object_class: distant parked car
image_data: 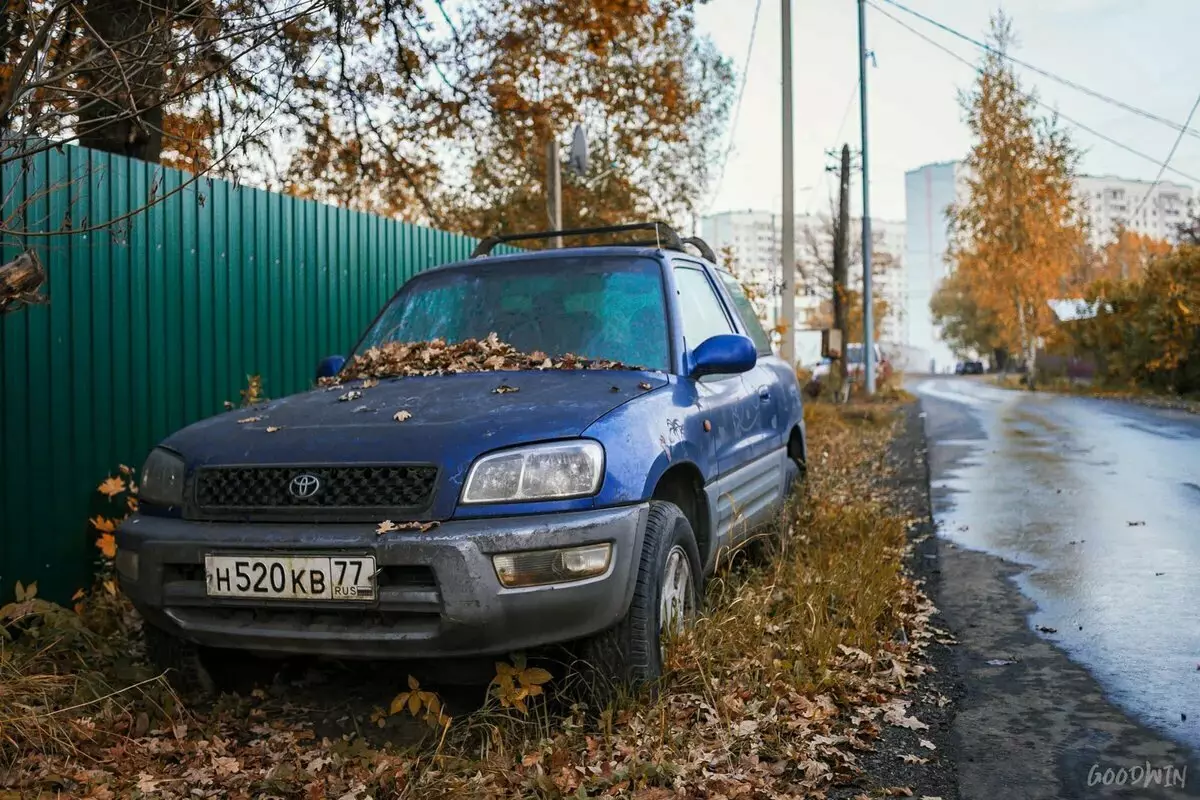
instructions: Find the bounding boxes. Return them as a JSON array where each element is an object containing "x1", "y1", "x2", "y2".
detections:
[
  {"x1": 117, "y1": 222, "x2": 807, "y2": 693},
  {"x1": 963, "y1": 361, "x2": 985, "y2": 375},
  {"x1": 812, "y1": 342, "x2": 887, "y2": 384}
]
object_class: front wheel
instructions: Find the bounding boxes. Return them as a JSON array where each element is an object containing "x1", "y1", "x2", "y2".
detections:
[{"x1": 581, "y1": 501, "x2": 703, "y2": 692}]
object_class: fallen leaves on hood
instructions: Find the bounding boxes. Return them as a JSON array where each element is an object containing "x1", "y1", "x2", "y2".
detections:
[
  {"x1": 338, "y1": 390, "x2": 363, "y2": 402},
  {"x1": 321, "y1": 333, "x2": 644, "y2": 384},
  {"x1": 376, "y1": 520, "x2": 398, "y2": 535},
  {"x1": 393, "y1": 410, "x2": 412, "y2": 422},
  {"x1": 237, "y1": 416, "x2": 261, "y2": 424},
  {"x1": 265, "y1": 426, "x2": 282, "y2": 433},
  {"x1": 492, "y1": 384, "x2": 519, "y2": 394}
]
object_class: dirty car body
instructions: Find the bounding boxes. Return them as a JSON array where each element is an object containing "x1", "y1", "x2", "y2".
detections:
[{"x1": 117, "y1": 241, "x2": 806, "y2": 672}]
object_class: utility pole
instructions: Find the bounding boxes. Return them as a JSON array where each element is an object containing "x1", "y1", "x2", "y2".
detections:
[
  {"x1": 832, "y1": 144, "x2": 851, "y2": 400},
  {"x1": 857, "y1": 0, "x2": 876, "y2": 393},
  {"x1": 780, "y1": 0, "x2": 796, "y2": 366},
  {"x1": 546, "y1": 139, "x2": 563, "y2": 247}
]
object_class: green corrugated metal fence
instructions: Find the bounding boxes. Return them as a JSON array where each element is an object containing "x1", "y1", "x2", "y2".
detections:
[{"x1": 0, "y1": 144, "x2": 511, "y2": 602}]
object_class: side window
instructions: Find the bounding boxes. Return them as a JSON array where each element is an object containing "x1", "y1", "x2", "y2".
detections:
[
  {"x1": 673, "y1": 265, "x2": 734, "y2": 349},
  {"x1": 716, "y1": 270, "x2": 773, "y2": 355}
]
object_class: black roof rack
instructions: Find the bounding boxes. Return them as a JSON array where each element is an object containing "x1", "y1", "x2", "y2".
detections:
[{"x1": 471, "y1": 221, "x2": 718, "y2": 263}]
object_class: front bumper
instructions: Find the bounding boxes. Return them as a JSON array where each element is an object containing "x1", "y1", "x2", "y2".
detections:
[{"x1": 116, "y1": 504, "x2": 648, "y2": 659}]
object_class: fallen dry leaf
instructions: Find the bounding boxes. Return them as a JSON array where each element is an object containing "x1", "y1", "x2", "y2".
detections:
[
  {"x1": 266, "y1": 426, "x2": 282, "y2": 433},
  {"x1": 97, "y1": 476, "x2": 125, "y2": 497},
  {"x1": 377, "y1": 520, "x2": 399, "y2": 535},
  {"x1": 918, "y1": 738, "x2": 936, "y2": 750},
  {"x1": 338, "y1": 390, "x2": 363, "y2": 402},
  {"x1": 237, "y1": 416, "x2": 261, "y2": 424},
  {"x1": 638, "y1": 381, "x2": 652, "y2": 390},
  {"x1": 493, "y1": 384, "x2": 519, "y2": 394},
  {"x1": 884, "y1": 788, "x2": 914, "y2": 798},
  {"x1": 393, "y1": 410, "x2": 413, "y2": 422},
  {"x1": 899, "y1": 754, "x2": 928, "y2": 765},
  {"x1": 95, "y1": 533, "x2": 117, "y2": 559}
]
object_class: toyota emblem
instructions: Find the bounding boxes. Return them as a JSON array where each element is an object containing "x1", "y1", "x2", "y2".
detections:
[{"x1": 288, "y1": 473, "x2": 323, "y2": 498}]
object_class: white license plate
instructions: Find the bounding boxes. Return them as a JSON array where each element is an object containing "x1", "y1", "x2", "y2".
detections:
[{"x1": 204, "y1": 554, "x2": 375, "y2": 601}]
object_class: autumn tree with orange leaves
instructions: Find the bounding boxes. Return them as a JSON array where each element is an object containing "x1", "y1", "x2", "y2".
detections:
[
  {"x1": 431, "y1": 0, "x2": 732, "y2": 238},
  {"x1": 935, "y1": 14, "x2": 1087, "y2": 383},
  {"x1": 1092, "y1": 227, "x2": 1172, "y2": 283}
]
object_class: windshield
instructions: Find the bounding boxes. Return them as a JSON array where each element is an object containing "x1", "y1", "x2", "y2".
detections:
[{"x1": 356, "y1": 255, "x2": 670, "y2": 370}]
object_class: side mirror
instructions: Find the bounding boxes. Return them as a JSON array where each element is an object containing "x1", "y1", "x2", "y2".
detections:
[
  {"x1": 316, "y1": 355, "x2": 346, "y2": 381},
  {"x1": 689, "y1": 334, "x2": 756, "y2": 378}
]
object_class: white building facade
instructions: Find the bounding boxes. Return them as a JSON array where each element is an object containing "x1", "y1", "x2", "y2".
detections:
[
  {"x1": 700, "y1": 210, "x2": 907, "y2": 357},
  {"x1": 903, "y1": 162, "x2": 961, "y2": 373},
  {"x1": 1075, "y1": 175, "x2": 1192, "y2": 247}
]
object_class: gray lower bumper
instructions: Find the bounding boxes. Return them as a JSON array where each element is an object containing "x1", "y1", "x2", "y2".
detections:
[{"x1": 116, "y1": 504, "x2": 649, "y2": 659}]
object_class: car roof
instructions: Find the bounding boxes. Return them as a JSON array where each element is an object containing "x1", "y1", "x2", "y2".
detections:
[{"x1": 426, "y1": 245, "x2": 713, "y2": 274}]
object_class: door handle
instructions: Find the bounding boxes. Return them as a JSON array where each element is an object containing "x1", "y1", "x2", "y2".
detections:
[{"x1": 758, "y1": 386, "x2": 771, "y2": 401}]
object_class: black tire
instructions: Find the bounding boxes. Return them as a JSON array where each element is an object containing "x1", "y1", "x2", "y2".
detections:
[
  {"x1": 581, "y1": 501, "x2": 703, "y2": 694},
  {"x1": 143, "y1": 623, "x2": 247, "y2": 696}
]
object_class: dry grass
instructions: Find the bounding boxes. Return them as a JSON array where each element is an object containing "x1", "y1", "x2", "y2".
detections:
[
  {"x1": 0, "y1": 588, "x2": 178, "y2": 771},
  {"x1": 3, "y1": 400, "x2": 935, "y2": 798}
]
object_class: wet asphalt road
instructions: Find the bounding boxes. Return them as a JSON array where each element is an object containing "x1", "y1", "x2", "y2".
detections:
[{"x1": 914, "y1": 376, "x2": 1200, "y2": 792}]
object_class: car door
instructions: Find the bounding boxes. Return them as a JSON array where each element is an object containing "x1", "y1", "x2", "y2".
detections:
[
  {"x1": 711, "y1": 268, "x2": 790, "y2": 534},
  {"x1": 714, "y1": 269, "x2": 784, "y2": 455},
  {"x1": 672, "y1": 262, "x2": 774, "y2": 549}
]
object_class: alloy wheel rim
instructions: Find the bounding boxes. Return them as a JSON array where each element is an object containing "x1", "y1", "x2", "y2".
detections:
[{"x1": 659, "y1": 545, "x2": 694, "y2": 643}]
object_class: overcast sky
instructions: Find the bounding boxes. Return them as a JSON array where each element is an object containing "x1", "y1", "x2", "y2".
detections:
[{"x1": 693, "y1": 0, "x2": 1200, "y2": 223}]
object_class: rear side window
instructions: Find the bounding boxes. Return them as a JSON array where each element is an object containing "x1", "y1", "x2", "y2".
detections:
[
  {"x1": 716, "y1": 271, "x2": 773, "y2": 355},
  {"x1": 673, "y1": 266, "x2": 734, "y2": 349}
]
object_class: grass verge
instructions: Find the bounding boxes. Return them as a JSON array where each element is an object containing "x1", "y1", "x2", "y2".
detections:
[
  {"x1": 991, "y1": 373, "x2": 1200, "y2": 414},
  {"x1": 1, "y1": 399, "x2": 936, "y2": 798}
]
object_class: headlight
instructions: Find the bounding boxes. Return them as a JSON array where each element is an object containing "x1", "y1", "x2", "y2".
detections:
[
  {"x1": 461, "y1": 441, "x2": 604, "y2": 504},
  {"x1": 140, "y1": 448, "x2": 186, "y2": 507}
]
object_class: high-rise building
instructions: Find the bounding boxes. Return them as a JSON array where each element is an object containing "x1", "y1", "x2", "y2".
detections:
[
  {"x1": 904, "y1": 161, "x2": 962, "y2": 373},
  {"x1": 700, "y1": 209, "x2": 907, "y2": 359},
  {"x1": 1075, "y1": 175, "x2": 1192, "y2": 247}
]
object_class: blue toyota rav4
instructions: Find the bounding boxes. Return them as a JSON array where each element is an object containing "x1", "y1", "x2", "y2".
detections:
[{"x1": 117, "y1": 222, "x2": 806, "y2": 689}]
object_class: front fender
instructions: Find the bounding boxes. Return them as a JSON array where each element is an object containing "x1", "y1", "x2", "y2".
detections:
[{"x1": 584, "y1": 379, "x2": 716, "y2": 505}]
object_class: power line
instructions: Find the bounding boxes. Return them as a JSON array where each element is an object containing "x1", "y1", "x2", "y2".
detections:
[
  {"x1": 867, "y1": 1, "x2": 1200, "y2": 185},
  {"x1": 874, "y1": 0, "x2": 1200, "y2": 142},
  {"x1": 804, "y1": 79, "x2": 860, "y2": 214},
  {"x1": 709, "y1": 0, "x2": 764, "y2": 212},
  {"x1": 1133, "y1": 91, "x2": 1200, "y2": 218}
]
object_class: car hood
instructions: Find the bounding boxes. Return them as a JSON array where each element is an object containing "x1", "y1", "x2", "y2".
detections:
[{"x1": 162, "y1": 369, "x2": 669, "y2": 518}]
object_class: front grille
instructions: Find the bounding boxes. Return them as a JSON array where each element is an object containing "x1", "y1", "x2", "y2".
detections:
[{"x1": 193, "y1": 465, "x2": 437, "y2": 513}]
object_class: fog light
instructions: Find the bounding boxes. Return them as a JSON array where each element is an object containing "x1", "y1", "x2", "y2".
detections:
[
  {"x1": 115, "y1": 549, "x2": 139, "y2": 581},
  {"x1": 493, "y1": 543, "x2": 613, "y2": 588}
]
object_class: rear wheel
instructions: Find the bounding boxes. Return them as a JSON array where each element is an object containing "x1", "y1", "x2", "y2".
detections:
[{"x1": 581, "y1": 501, "x2": 702, "y2": 693}]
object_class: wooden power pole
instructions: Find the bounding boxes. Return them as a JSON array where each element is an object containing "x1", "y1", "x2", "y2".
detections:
[{"x1": 833, "y1": 144, "x2": 851, "y2": 397}]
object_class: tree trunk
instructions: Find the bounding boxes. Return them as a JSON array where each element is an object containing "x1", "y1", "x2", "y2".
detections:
[
  {"x1": 832, "y1": 144, "x2": 851, "y2": 401},
  {"x1": 75, "y1": 0, "x2": 168, "y2": 162}
]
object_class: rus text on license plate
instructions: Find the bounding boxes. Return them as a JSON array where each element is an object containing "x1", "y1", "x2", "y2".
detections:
[{"x1": 204, "y1": 555, "x2": 376, "y2": 601}]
